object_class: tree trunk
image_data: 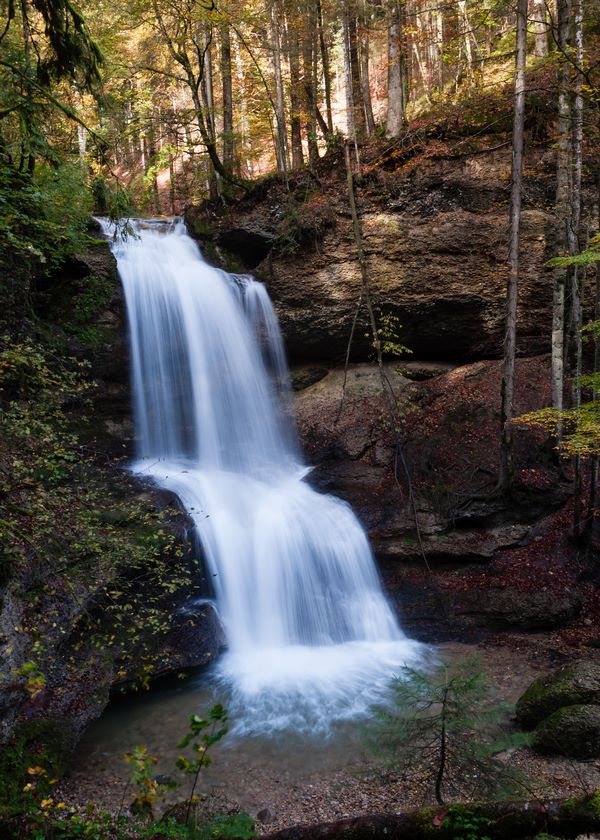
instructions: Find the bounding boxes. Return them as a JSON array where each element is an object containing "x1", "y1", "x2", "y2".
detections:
[
  {"x1": 532, "y1": 0, "x2": 548, "y2": 57},
  {"x1": 342, "y1": 5, "x2": 356, "y2": 141},
  {"x1": 435, "y1": 687, "x2": 448, "y2": 806},
  {"x1": 348, "y1": 4, "x2": 366, "y2": 137},
  {"x1": 551, "y1": 0, "x2": 572, "y2": 442},
  {"x1": 386, "y1": 0, "x2": 407, "y2": 136},
  {"x1": 140, "y1": 133, "x2": 147, "y2": 171},
  {"x1": 302, "y1": 0, "x2": 319, "y2": 166},
  {"x1": 358, "y1": 0, "x2": 375, "y2": 135},
  {"x1": 342, "y1": 0, "x2": 366, "y2": 139},
  {"x1": 434, "y1": 5, "x2": 444, "y2": 89},
  {"x1": 20, "y1": 0, "x2": 36, "y2": 173},
  {"x1": 270, "y1": 0, "x2": 289, "y2": 175},
  {"x1": 263, "y1": 796, "x2": 600, "y2": 840},
  {"x1": 148, "y1": 118, "x2": 160, "y2": 213},
  {"x1": 412, "y1": 6, "x2": 431, "y2": 98},
  {"x1": 200, "y1": 27, "x2": 219, "y2": 200},
  {"x1": 590, "y1": 192, "x2": 600, "y2": 544},
  {"x1": 285, "y1": 1, "x2": 304, "y2": 168},
  {"x1": 316, "y1": 0, "x2": 333, "y2": 133},
  {"x1": 220, "y1": 22, "x2": 234, "y2": 173},
  {"x1": 77, "y1": 124, "x2": 88, "y2": 161},
  {"x1": 425, "y1": 0, "x2": 443, "y2": 91},
  {"x1": 499, "y1": 0, "x2": 527, "y2": 491},
  {"x1": 570, "y1": 0, "x2": 584, "y2": 537},
  {"x1": 458, "y1": 0, "x2": 475, "y2": 81},
  {"x1": 232, "y1": 32, "x2": 251, "y2": 177},
  {"x1": 202, "y1": 28, "x2": 216, "y2": 139},
  {"x1": 168, "y1": 152, "x2": 176, "y2": 215}
]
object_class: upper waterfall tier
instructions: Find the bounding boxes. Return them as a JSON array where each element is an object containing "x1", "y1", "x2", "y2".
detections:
[{"x1": 106, "y1": 219, "x2": 298, "y2": 473}]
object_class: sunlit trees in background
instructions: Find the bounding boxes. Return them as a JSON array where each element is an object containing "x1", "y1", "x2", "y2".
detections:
[
  {"x1": 61, "y1": 0, "x2": 600, "y2": 209},
  {"x1": 2, "y1": 0, "x2": 598, "y2": 212}
]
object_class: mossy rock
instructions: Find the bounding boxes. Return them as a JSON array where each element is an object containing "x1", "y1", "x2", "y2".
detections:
[
  {"x1": 532, "y1": 704, "x2": 600, "y2": 759},
  {"x1": 516, "y1": 661, "x2": 600, "y2": 729}
]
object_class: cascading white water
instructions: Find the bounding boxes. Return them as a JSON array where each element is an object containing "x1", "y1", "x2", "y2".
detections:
[{"x1": 103, "y1": 217, "x2": 422, "y2": 733}]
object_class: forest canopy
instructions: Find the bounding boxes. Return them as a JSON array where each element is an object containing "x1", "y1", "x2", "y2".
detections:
[{"x1": 2, "y1": 0, "x2": 599, "y2": 214}]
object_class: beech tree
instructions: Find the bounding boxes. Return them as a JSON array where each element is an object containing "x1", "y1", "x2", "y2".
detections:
[
  {"x1": 532, "y1": 0, "x2": 548, "y2": 57},
  {"x1": 285, "y1": 0, "x2": 304, "y2": 168},
  {"x1": 386, "y1": 0, "x2": 408, "y2": 136},
  {"x1": 499, "y1": 0, "x2": 528, "y2": 491},
  {"x1": 358, "y1": 0, "x2": 375, "y2": 136},
  {"x1": 269, "y1": 0, "x2": 289, "y2": 174},
  {"x1": 342, "y1": 0, "x2": 366, "y2": 140},
  {"x1": 569, "y1": 0, "x2": 584, "y2": 535},
  {"x1": 550, "y1": 0, "x2": 572, "y2": 440},
  {"x1": 221, "y1": 21, "x2": 235, "y2": 173}
]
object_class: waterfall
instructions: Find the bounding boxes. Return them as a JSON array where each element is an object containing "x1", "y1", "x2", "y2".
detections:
[{"x1": 103, "y1": 218, "x2": 421, "y2": 734}]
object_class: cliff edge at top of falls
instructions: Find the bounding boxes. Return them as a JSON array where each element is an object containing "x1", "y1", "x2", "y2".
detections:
[{"x1": 185, "y1": 135, "x2": 589, "y2": 365}]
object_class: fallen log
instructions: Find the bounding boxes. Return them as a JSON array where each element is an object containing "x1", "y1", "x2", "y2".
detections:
[{"x1": 262, "y1": 794, "x2": 600, "y2": 840}]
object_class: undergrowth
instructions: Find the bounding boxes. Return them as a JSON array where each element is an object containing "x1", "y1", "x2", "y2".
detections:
[
  {"x1": 0, "y1": 337, "x2": 201, "y2": 815},
  {"x1": 0, "y1": 707, "x2": 255, "y2": 840}
]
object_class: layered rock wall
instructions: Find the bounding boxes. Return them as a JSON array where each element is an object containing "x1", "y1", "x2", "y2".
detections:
[{"x1": 188, "y1": 147, "x2": 563, "y2": 364}]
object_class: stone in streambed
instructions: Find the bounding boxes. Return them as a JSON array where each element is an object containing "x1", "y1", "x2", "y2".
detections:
[{"x1": 257, "y1": 808, "x2": 274, "y2": 824}]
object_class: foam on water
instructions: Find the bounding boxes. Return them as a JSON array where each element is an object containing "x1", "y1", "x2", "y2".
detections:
[{"x1": 101, "y1": 217, "x2": 422, "y2": 734}]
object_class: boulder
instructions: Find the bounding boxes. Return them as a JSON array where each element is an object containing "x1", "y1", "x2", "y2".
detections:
[
  {"x1": 0, "y1": 477, "x2": 218, "y2": 754},
  {"x1": 516, "y1": 661, "x2": 600, "y2": 729},
  {"x1": 532, "y1": 704, "x2": 600, "y2": 759}
]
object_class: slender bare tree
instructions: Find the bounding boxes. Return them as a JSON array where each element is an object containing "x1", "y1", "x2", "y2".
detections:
[
  {"x1": 316, "y1": 0, "x2": 334, "y2": 133},
  {"x1": 284, "y1": 0, "x2": 304, "y2": 167},
  {"x1": 532, "y1": 0, "x2": 548, "y2": 56},
  {"x1": 551, "y1": 0, "x2": 572, "y2": 442},
  {"x1": 386, "y1": 0, "x2": 408, "y2": 136},
  {"x1": 358, "y1": 0, "x2": 375, "y2": 135},
  {"x1": 499, "y1": 0, "x2": 528, "y2": 490},
  {"x1": 221, "y1": 22, "x2": 234, "y2": 173},
  {"x1": 269, "y1": 0, "x2": 290, "y2": 175},
  {"x1": 569, "y1": 0, "x2": 584, "y2": 535}
]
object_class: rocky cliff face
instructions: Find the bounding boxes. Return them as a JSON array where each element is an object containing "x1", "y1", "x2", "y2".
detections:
[
  {"x1": 36, "y1": 227, "x2": 134, "y2": 457},
  {"x1": 0, "y1": 237, "x2": 225, "y2": 775},
  {"x1": 187, "y1": 145, "x2": 563, "y2": 364},
  {"x1": 292, "y1": 357, "x2": 583, "y2": 641},
  {"x1": 185, "y1": 139, "x2": 588, "y2": 640},
  {"x1": 294, "y1": 356, "x2": 568, "y2": 562}
]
